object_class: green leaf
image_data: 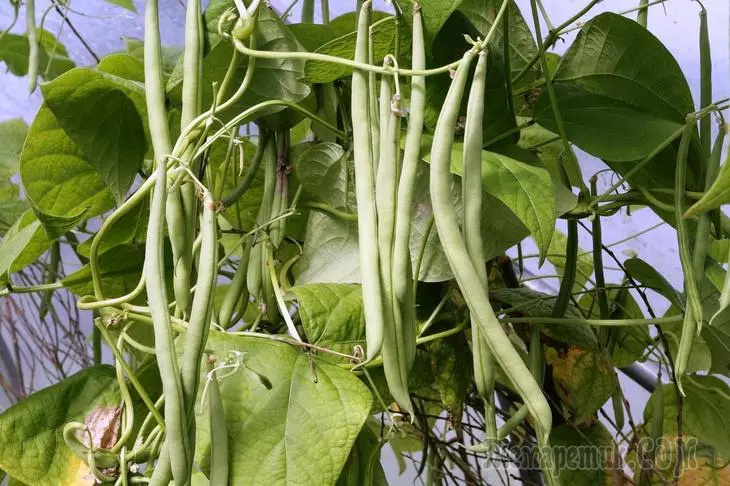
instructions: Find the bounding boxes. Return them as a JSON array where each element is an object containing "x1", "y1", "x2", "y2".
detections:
[
  {"x1": 103, "y1": 0, "x2": 136, "y2": 12},
  {"x1": 3, "y1": 210, "x2": 54, "y2": 274},
  {"x1": 545, "y1": 345, "x2": 617, "y2": 425},
  {"x1": 645, "y1": 376, "x2": 730, "y2": 460},
  {"x1": 491, "y1": 287, "x2": 598, "y2": 349},
  {"x1": 20, "y1": 104, "x2": 115, "y2": 235},
  {"x1": 62, "y1": 244, "x2": 146, "y2": 297},
  {"x1": 424, "y1": 12, "x2": 518, "y2": 147},
  {"x1": 123, "y1": 36, "x2": 181, "y2": 81},
  {"x1": 0, "y1": 219, "x2": 40, "y2": 278},
  {"x1": 0, "y1": 182, "x2": 27, "y2": 235},
  {"x1": 517, "y1": 119, "x2": 584, "y2": 192},
  {"x1": 534, "y1": 13, "x2": 700, "y2": 181},
  {"x1": 395, "y1": 0, "x2": 463, "y2": 47},
  {"x1": 289, "y1": 23, "x2": 337, "y2": 52},
  {"x1": 169, "y1": 7, "x2": 310, "y2": 121},
  {"x1": 624, "y1": 257, "x2": 683, "y2": 310},
  {"x1": 295, "y1": 142, "x2": 351, "y2": 208},
  {"x1": 291, "y1": 284, "x2": 365, "y2": 359},
  {"x1": 547, "y1": 229, "x2": 593, "y2": 293},
  {"x1": 0, "y1": 119, "x2": 28, "y2": 179},
  {"x1": 0, "y1": 366, "x2": 118, "y2": 486},
  {"x1": 295, "y1": 162, "x2": 527, "y2": 283},
  {"x1": 97, "y1": 53, "x2": 145, "y2": 82},
  {"x1": 336, "y1": 422, "x2": 387, "y2": 486},
  {"x1": 550, "y1": 423, "x2": 622, "y2": 485},
  {"x1": 459, "y1": 0, "x2": 540, "y2": 89},
  {"x1": 479, "y1": 152, "x2": 554, "y2": 258},
  {"x1": 0, "y1": 29, "x2": 74, "y2": 81},
  {"x1": 76, "y1": 199, "x2": 148, "y2": 259},
  {"x1": 41, "y1": 68, "x2": 147, "y2": 203},
  {"x1": 194, "y1": 332, "x2": 373, "y2": 486},
  {"x1": 305, "y1": 16, "x2": 398, "y2": 84}
]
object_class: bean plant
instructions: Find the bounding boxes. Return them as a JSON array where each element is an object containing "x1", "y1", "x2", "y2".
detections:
[{"x1": 0, "y1": 0, "x2": 729, "y2": 485}]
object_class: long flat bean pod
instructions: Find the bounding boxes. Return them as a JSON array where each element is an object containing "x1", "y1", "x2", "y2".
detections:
[
  {"x1": 144, "y1": 0, "x2": 190, "y2": 483},
  {"x1": 392, "y1": 2, "x2": 425, "y2": 370},
  {"x1": 206, "y1": 357, "x2": 229, "y2": 486},
  {"x1": 26, "y1": 0, "x2": 39, "y2": 93},
  {"x1": 675, "y1": 119, "x2": 703, "y2": 393},
  {"x1": 461, "y1": 49, "x2": 498, "y2": 445},
  {"x1": 219, "y1": 239, "x2": 253, "y2": 329},
  {"x1": 352, "y1": 1, "x2": 386, "y2": 361},
  {"x1": 429, "y1": 49, "x2": 552, "y2": 443},
  {"x1": 181, "y1": 191, "x2": 218, "y2": 427},
  {"x1": 376, "y1": 63, "x2": 412, "y2": 415}
]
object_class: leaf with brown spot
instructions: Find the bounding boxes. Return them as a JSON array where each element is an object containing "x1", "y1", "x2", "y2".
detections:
[{"x1": 546, "y1": 346, "x2": 617, "y2": 425}]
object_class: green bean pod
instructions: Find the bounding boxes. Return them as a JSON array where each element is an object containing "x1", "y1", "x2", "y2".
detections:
[
  {"x1": 247, "y1": 138, "x2": 276, "y2": 299},
  {"x1": 675, "y1": 120, "x2": 703, "y2": 393},
  {"x1": 270, "y1": 131, "x2": 290, "y2": 248},
  {"x1": 367, "y1": 27, "x2": 379, "y2": 167},
  {"x1": 392, "y1": 2, "x2": 425, "y2": 370},
  {"x1": 219, "y1": 240, "x2": 253, "y2": 329},
  {"x1": 167, "y1": 187, "x2": 193, "y2": 318},
  {"x1": 26, "y1": 0, "x2": 39, "y2": 93},
  {"x1": 206, "y1": 357, "x2": 229, "y2": 486},
  {"x1": 376, "y1": 68, "x2": 413, "y2": 415},
  {"x1": 181, "y1": 192, "x2": 218, "y2": 427},
  {"x1": 460, "y1": 49, "x2": 498, "y2": 443},
  {"x1": 698, "y1": 3, "x2": 711, "y2": 159},
  {"x1": 352, "y1": 1, "x2": 386, "y2": 361},
  {"x1": 144, "y1": 0, "x2": 190, "y2": 482},
  {"x1": 429, "y1": 49, "x2": 552, "y2": 443}
]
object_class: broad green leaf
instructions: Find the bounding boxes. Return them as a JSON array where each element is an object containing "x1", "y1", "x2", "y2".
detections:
[
  {"x1": 550, "y1": 423, "x2": 622, "y2": 485},
  {"x1": 3, "y1": 210, "x2": 53, "y2": 274},
  {"x1": 123, "y1": 36, "x2": 181, "y2": 80},
  {"x1": 62, "y1": 244, "x2": 146, "y2": 298},
  {"x1": 291, "y1": 284, "x2": 365, "y2": 359},
  {"x1": 0, "y1": 366, "x2": 118, "y2": 486},
  {"x1": 295, "y1": 142, "x2": 350, "y2": 208},
  {"x1": 479, "y1": 152, "x2": 554, "y2": 258},
  {"x1": 491, "y1": 287, "x2": 598, "y2": 349},
  {"x1": 545, "y1": 345, "x2": 617, "y2": 425},
  {"x1": 0, "y1": 219, "x2": 40, "y2": 278},
  {"x1": 289, "y1": 23, "x2": 337, "y2": 52},
  {"x1": 686, "y1": 152, "x2": 730, "y2": 218},
  {"x1": 20, "y1": 104, "x2": 115, "y2": 234},
  {"x1": 295, "y1": 162, "x2": 527, "y2": 283},
  {"x1": 327, "y1": 11, "x2": 391, "y2": 39},
  {"x1": 624, "y1": 257, "x2": 683, "y2": 310},
  {"x1": 194, "y1": 332, "x2": 372, "y2": 486},
  {"x1": 547, "y1": 230, "x2": 593, "y2": 293},
  {"x1": 104, "y1": 0, "x2": 136, "y2": 12},
  {"x1": 336, "y1": 422, "x2": 387, "y2": 486},
  {"x1": 0, "y1": 182, "x2": 27, "y2": 235},
  {"x1": 76, "y1": 199, "x2": 148, "y2": 258},
  {"x1": 42, "y1": 68, "x2": 147, "y2": 203},
  {"x1": 169, "y1": 7, "x2": 310, "y2": 121},
  {"x1": 395, "y1": 0, "x2": 462, "y2": 47},
  {"x1": 645, "y1": 376, "x2": 730, "y2": 460},
  {"x1": 97, "y1": 53, "x2": 145, "y2": 82},
  {"x1": 0, "y1": 29, "x2": 74, "y2": 81},
  {"x1": 534, "y1": 13, "x2": 701, "y2": 183},
  {"x1": 459, "y1": 0, "x2": 540, "y2": 89},
  {"x1": 305, "y1": 16, "x2": 398, "y2": 84},
  {"x1": 0, "y1": 119, "x2": 28, "y2": 178},
  {"x1": 517, "y1": 119, "x2": 584, "y2": 192},
  {"x1": 421, "y1": 140, "x2": 549, "y2": 259},
  {"x1": 424, "y1": 12, "x2": 518, "y2": 147}
]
